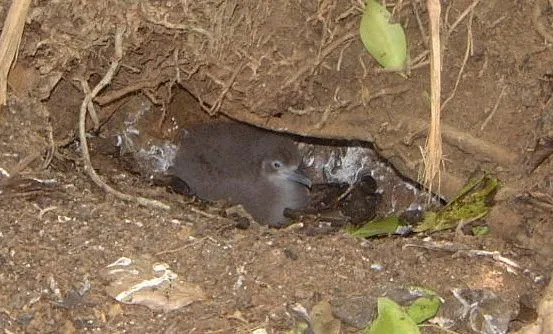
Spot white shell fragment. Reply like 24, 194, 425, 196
102, 255, 206, 312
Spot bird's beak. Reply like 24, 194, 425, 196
282, 169, 312, 188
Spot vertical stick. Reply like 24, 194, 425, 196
422, 0, 443, 197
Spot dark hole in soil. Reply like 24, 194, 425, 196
84, 87, 438, 230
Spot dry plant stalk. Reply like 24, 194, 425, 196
0, 0, 32, 106
421, 0, 443, 196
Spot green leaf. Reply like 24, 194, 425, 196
406, 296, 442, 324
365, 298, 420, 334
286, 322, 309, 334
472, 225, 489, 236
348, 216, 404, 238
359, 0, 407, 69
415, 174, 500, 233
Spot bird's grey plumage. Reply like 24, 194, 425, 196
171, 122, 310, 226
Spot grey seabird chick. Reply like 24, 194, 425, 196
172, 122, 311, 227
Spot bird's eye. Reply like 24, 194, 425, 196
272, 160, 282, 169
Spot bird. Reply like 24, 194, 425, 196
170, 122, 311, 226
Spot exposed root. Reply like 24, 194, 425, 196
401, 115, 518, 166
80, 78, 100, 131
140, 2, 214, 42
95, 78, 168, 106
76, 27, 170, 211
280, 30, 357, 91
205, 62, 245, 115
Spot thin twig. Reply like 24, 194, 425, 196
441, 8, 474, 111
336, 41, 352, 71
360, 85, 410, 106
77, 27, 170, 211
189, 207, 223, 220
335, 184, 355, 203
155, 237, 206, 256
373, 49, 429, 74
411, 0, 429, 47
454, 211, 486, 237
480, 85, 507, 131
403, 241, 522, 272
447, 0, 481, 36
313, 106, 333, 129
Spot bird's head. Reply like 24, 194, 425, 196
261, 156, 312, 189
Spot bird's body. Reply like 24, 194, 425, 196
171, 122, 310, 226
